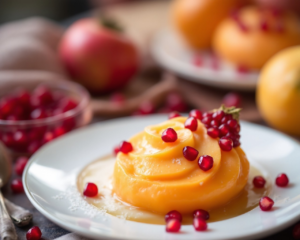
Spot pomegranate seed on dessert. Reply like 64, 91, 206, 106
236, 124, 241, 133
207, 127, 219, 138
43, 132, 55, 144
293, 223, 300, 240
11, 179, 24, 193
193, 209, 210, 220
193, 218, 207, 231
26, 226, 42, 240
15, 157, 29, 176
222, 92, 241, 108
168, 111, 181, 119
162, 128, 178, 143
185, 117, 198, 131
201, 116, 212, 126
113, 146, 120, 155
183, 146, 199, 161
212, 110, 225, 122
83, 182, 98, 197
166, 93, 187, 112
138, 101, 155, 115
221, 114, 233, 124
165, 210, 182, 222
227, 119, 238, 130
253, 176, 266, 188
259, 196, 274, 211
219, 137, 233, 151
32, 85, 53, 106
218, 124, 230, 137
119, 141, 133, 154
189, 109, 202, 120
202, 112, 213, 119
232, 138, 241, 148
210, 120, 219, 128
30, 108, 47, 120
166, 218, 181, 233
276, 173, 289, 187
198, 155, 214, 171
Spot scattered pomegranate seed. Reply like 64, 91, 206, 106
183, 146, 199, 161
168, 111, 181, 119
253, 176, 266, 188
276, 173, 289, 187
11, 179, 24, 193
222, 92, 242, 108
162, 128, 178, 143
166, 93, 187, 112
198, 155, 214, 171
165, 210, 182, 223
212, 110, 225, 122
189, 109, 202, 120
15, 157, 29, 176
293, 223, 300, 240
207, 127, 219, 138
83, 182, 98, 197
114, 146, 120, 155
166, 218, 181, 233
26, 226, 42, 240
138, 101, 155, 115
193, 209, 210, 220
193, 218, 207, 231
119, 141, 133, 154
185, 117, 198, 131
219, 137, 233, 151
259, 196, 274, 211
218, 124, 230, 137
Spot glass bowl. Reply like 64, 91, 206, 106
0, 79, 92, 156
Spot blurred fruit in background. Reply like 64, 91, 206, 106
213, 6, 300, 70
172, 0, 247, 50
59, 17, 139, 94
255, 0, 300, 15
257, 46, 300, 136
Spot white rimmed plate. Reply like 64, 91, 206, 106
151, 29, 259, 91
23, 115, 300, 240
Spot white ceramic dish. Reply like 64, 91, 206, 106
151, 29, 259, 91
23, 115, 300, 240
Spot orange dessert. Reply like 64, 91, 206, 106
213, 6, 300, 70
113, 112, 250, 214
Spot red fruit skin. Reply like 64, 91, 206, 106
26, 226, 42, 240
59, 19, 139, 94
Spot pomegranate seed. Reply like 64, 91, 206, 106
166, 219, 181, 233
2, 133, 14, 148
53, 127, 66, 138
232, 138, 241, 148
28, 127, 46, 141
276, 173, 289, 187
212, 110, 225, 122
59, 98, 78, 112
162, 128, 178, 143
166, 93, 187, 112
110, 92, 125, 105
83, 182, 98, 197
15, 157, 29, 176
193, 218, 207, 231
201, 116, 212, 126
218, 124, 230, 137
168, 111, 181, 119
11, 179, 24, 193
202, 112, 213, 119
293, 223, 300, 240
113, 146, 119, 155
119, 141, 133, 154
183, 146, 199, 161
227, 119, 238, 130
32, 85, 53, 106
207, 127, 219, 138
236, 124, 241, 133
221, 114, 233, 124
198, 155, 214, 171
13, 131, 27, 146
259, 196, 274, 211
253, 176, 266, 188
31, 108, 47, 120
27, 141, 41, 154
185, 117, 198, 131
219, 137, 233, 151
222, 92, 241, 107
165, 210, 182, 222
26, 226, 42, 240
193, 209, 210, 220
210, 120, 219, 128
62, 117, 76, 132
189, 109, 202, 120
138, 101, 155, 115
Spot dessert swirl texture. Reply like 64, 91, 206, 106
113, 117, 249, 214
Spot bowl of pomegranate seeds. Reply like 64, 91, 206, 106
0, 80, 92, 155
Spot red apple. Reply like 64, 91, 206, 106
59, 18, 139, 93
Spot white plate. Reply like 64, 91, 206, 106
23, 115, 300, 240
151, 29, 259, 91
